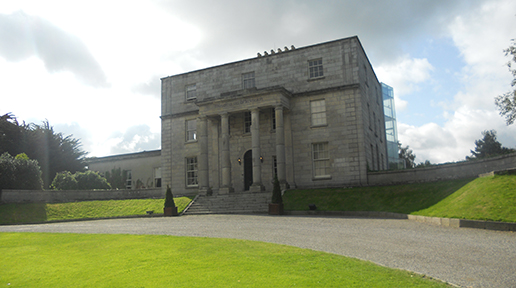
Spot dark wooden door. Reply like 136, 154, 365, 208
244, 150, 253, 190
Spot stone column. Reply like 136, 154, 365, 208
275, 106, 287, 188
219, 113, 233, 194
250, 108, 264, 192
198, 116, 212, 195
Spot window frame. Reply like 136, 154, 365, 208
242, 72, 255, 89
312, 142, 331, 179
244, 111, 252, 134
186, 157, 198, 187
185, 119, 197, 142
185, 84, 197, 101
154, 167, 162, 188
310, 99, 327, 127
308, 58, 324, 79
126, 170, 132, 189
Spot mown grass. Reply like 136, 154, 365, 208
0, 232, 451, 288
412, 175, 516, 222
0, 197, 192, 225
284, 175, 516, 222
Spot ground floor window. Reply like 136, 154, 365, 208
312, 142, 330, 178
126, 171, 132, 189
186, 157, 198, 187
154, 167, 162, 188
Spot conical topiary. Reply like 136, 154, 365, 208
164, 185, 176, 208
271, 176, 283, 204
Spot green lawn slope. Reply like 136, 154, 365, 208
0, 197, 192, 225
284, 175, 516, 223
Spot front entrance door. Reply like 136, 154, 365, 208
244, 150, 253, 191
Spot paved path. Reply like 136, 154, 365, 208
1, 215, 515, 288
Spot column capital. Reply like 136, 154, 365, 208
219, 112, 229, 117
274, 105, 284, 111
250, 107, 260, 113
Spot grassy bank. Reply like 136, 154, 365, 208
0, 197, 192, 225
284, 175, 516, 223
0, 232, 450, 287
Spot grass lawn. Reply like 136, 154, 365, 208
283, 175, 516, 223
0, 232, 451, 288
412, 175, 516, 222
0, 197, 192, 225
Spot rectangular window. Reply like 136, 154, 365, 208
312, 142, 330, 178
186, 84, 197, 100
242, 72, 255, 89
244, 111, 251, 133
154, 167, 162, 188
186, 119, 197, 142
126, 171, 132, 189
272, 156, 278, 178
186, 157, 198, 187
271, 108, 276, 130
309, 59, 323, 78
310, 99, 327, 126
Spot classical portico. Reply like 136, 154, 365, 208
195, 87, 291, 195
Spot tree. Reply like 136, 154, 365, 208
495, 39, 516, 125
51, 171, 78, 190
0, 152, 43, 190
104, 167, 129, 189
25, 120, 87, 188
0, 113, 25, 156
468, 130, 515, 159
398, 142, 416, 168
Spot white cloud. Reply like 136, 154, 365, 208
375, 56, 434, 111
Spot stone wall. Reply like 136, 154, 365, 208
367, 153, 516, 186
1, 188, 164, 204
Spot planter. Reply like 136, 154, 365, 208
164, 206, 178, 216
268, 203, 284, 215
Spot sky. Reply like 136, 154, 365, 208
1, 0, 516, 164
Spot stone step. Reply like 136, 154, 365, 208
183, 192, 271, 215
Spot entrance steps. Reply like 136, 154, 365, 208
183, 191, 271, 215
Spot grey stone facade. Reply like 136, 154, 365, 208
161, 36, 387, 196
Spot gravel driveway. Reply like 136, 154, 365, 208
1, 214, 515, 288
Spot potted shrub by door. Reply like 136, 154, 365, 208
268, 176, 284, 215
164, 185, 178, 216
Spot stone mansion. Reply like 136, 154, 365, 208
159, 36, 387, 196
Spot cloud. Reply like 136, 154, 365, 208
132, 76, 161, 98
375, 56, 434, 110
54, 122, 93, 156
0, 10, 109, 88
108, 125, 161, 155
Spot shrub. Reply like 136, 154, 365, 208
51, 171, 78, 190
75, 171, 111, 190
51, 170, 111, 190
0, 152, 43, 190
164, 185, 175, 208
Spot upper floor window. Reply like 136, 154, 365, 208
242, 72, 255, 89
186, 119, 197, 142
186, 84, 197, 101
244, 111, 252, 133
271, 108, 276, 130
310, 99, 327, 126
309, 59, 324, 78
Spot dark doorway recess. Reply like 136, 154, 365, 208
244, 150, 253, 191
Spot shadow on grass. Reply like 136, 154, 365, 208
0, 202, 48, 225
283, 178, 475, 214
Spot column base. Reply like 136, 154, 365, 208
249, 184, 265, 193
218, 187, 234, 195
199, 187, 212, 196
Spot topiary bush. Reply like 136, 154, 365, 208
271, 176, 283, 204
164, 185, 175, 208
